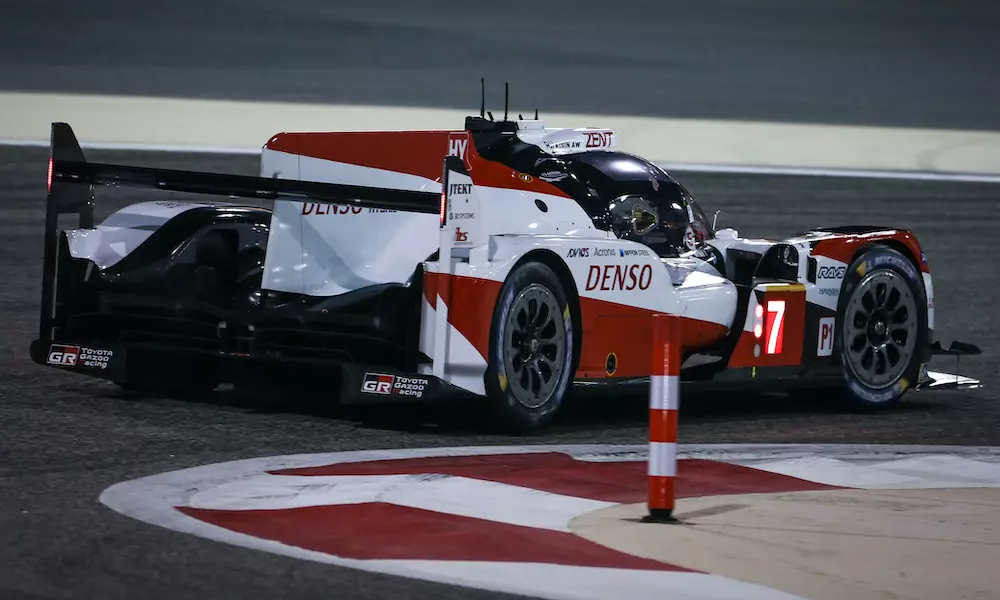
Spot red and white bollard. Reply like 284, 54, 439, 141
645, 313, 680, 523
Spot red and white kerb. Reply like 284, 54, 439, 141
646, 313, 680, 522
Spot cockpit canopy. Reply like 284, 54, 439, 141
548, 151, 715, 257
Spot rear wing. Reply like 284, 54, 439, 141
39, 122, 442, 341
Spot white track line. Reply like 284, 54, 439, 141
4, 137, 999, 183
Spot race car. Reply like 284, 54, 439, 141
30, 113, 981, 430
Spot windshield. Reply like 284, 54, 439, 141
562, 151, 714, 255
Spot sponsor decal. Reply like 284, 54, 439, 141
818, 287, 840, 297
865, 254, 919, 279
361, 372, 429, 399
517, 173, 533, 183
566, 247, 590, 258
447, 132, 472, 170
47, 344, 113, 370
619, 248, 651, 257
47, 344, 79, 366
301, 203, 363, 215
817, 266, 847, 279
585, 264, 653, 291
361, 373, 395, 395
918, 363, 932, 384
454, 228, 469, 243
592, 247, 616, 257
547, 140, 582, 150
450, 212, 475, 220
817, 317, 835, 357
585, 131, 614, 148
153, 201, 190, 209
449, 183, 472, 196
538, 170, 567, 182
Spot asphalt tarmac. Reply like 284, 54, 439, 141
1, 146, 997, 600
2, 0, 999, 130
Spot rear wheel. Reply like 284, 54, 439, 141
485, 261, 574, 432
836, 246, 927, 409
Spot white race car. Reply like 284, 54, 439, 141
31, 112, 980, 430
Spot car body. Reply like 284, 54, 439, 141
30, 116, 981, 430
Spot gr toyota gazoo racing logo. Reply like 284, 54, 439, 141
361, 373, 429, 398
47, 344, 79, 366
46, 344, 113, 370
361, 373, 395, 395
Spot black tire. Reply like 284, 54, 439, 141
484, 261, 575, 432
836, 246, 927, 410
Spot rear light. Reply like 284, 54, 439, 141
439, 186, 447, 227
47, 156, 53, 192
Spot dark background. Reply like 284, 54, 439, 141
2, 0, 999, 129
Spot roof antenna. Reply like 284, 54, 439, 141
504, 82, 509, 121
534, 108, 538, 120
487, 111, 494, 121
519, 113, 524, 120
480, 77, 485, 118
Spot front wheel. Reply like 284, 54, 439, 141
485, 261, 575, 432
836, 246, 927, 410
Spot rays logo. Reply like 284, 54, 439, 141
817, 266, 847, 279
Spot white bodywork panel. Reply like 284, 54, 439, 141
259, 149, 609, 298
64, 200, 219, 269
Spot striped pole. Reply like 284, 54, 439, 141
645, 313, 680, 523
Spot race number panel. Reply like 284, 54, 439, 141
729, 283, 807, 368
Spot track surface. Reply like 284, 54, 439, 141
3, 0, 1000, 130
1, 147, 998, 600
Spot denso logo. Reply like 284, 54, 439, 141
585, 264, 652, 291
585, 131, 613, 148
566, 248, 589, 258
817, 266, 847, 279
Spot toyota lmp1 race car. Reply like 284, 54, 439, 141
30, 112, 982, 430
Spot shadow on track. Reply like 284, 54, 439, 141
90, 375, 947, 439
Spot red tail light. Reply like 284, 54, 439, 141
439, 187, 447, 227
47, 156, 53, 192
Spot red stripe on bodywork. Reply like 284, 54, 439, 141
267, 130, 571, 198
267, 131, 454, 182
422, 271, 729, 378
423, 272, 502, 361
811, 230, 929, 273
576, 296, 728, 378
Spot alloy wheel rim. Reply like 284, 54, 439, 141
502, 284, 566, 409
842, 270, 918, 389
